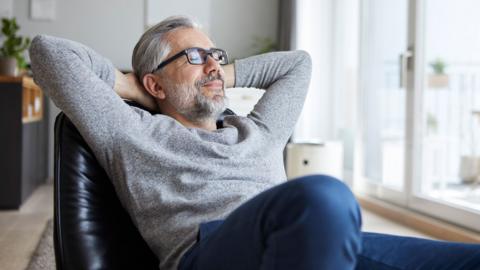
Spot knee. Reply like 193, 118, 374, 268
292, 174, 354, 202
270, 175, 362, 259
286, 175, 361, 224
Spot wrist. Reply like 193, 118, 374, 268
126, 73, 141, 101
223, 64, 235, 88
114, 69, 133, 100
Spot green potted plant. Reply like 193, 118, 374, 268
251, 36, 278, 55
428, 58, 449, 89
0, 17, 30, 76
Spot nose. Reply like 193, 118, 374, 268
203, 54, 221, 75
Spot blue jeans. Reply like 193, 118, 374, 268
178, 175, 480, 270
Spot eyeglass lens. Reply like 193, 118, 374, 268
186, 48, 227, 65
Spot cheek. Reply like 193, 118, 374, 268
165, 66, 205, 92
178, 66, 203, 81
167, 66, 195, 82
218, 66, 225, 78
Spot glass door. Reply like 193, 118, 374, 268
357, 0, 480, 231
409, 0, 480, 231
357, 0, 410, 205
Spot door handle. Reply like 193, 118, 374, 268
399, 49, 413, 88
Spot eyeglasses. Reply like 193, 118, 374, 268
152, 47, 229, 72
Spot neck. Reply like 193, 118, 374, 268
179, 117, 217, 131
159, 102, 217, 131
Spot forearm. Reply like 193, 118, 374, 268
223, 64, 235, 88
231, 51, 311, 143
234, 51, 311, 90
114, 70, 157, 111
114, 69, 134, 99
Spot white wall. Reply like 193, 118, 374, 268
14, 0, 144, 70
11, 0, 278, 181
147, 0, 278, 60
209, 0, 279, 59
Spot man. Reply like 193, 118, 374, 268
30, 16, 480, 270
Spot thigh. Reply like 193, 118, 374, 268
178, 175, 362, 270
356, 232, 480, 270
178, 182, 286, 270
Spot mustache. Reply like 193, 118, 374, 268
195, 73, 225, 89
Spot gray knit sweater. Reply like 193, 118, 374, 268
29, 35, 312, 270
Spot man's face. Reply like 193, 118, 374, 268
159, 28, 228, 122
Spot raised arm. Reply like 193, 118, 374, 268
29, 35, 142, 166
233, 51, 312, 144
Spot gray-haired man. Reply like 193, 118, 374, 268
29, 16, 480, 270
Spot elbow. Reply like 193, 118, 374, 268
296, 50, 312, 69
29, 35, 54, 67
28, 35, 59, 86
29, 35, 68, 64
294, 50, 312, 78
29, 35, 52, 56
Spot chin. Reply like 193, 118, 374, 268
206, 94, 222, 101
203, 86, 224, 94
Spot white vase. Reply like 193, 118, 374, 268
286, 141, 344, 180
459, 156, 480, 183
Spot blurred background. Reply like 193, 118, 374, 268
0, 2, 479, 267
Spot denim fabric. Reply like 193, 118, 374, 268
356, 232, 480, 270
178, 175, 480, 270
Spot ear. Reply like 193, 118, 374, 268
142, 74, 166, 100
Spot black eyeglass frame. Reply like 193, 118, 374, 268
152, 47, 229, 73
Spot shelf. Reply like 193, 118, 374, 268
22, 77, 43, 123
0, 75, 48, 209
0, 76, 44, 123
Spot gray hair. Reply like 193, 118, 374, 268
132, 16, 198, 80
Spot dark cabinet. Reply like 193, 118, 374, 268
0, 76, 48, 209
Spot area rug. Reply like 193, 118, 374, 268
26, 219, 55, 270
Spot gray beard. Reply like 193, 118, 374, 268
164, 79, 228, 123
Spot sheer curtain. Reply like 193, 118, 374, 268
279, 0, 360, 183
290, 0, 334, 142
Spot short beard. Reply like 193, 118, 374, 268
164, 74, 228, 124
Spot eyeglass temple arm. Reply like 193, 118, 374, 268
152, 50, 187, 73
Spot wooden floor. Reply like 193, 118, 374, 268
0, 185, 53, 270
0, 184, 434, 270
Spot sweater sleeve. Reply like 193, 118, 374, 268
29, 35, 141, 168
233, 50, 312, 145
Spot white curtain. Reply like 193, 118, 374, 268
290, 0, 360, 181
291, 0, 334, 142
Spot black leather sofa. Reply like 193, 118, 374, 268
53, 103, 234, 270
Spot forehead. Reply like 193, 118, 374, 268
166, 27, 214, 53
